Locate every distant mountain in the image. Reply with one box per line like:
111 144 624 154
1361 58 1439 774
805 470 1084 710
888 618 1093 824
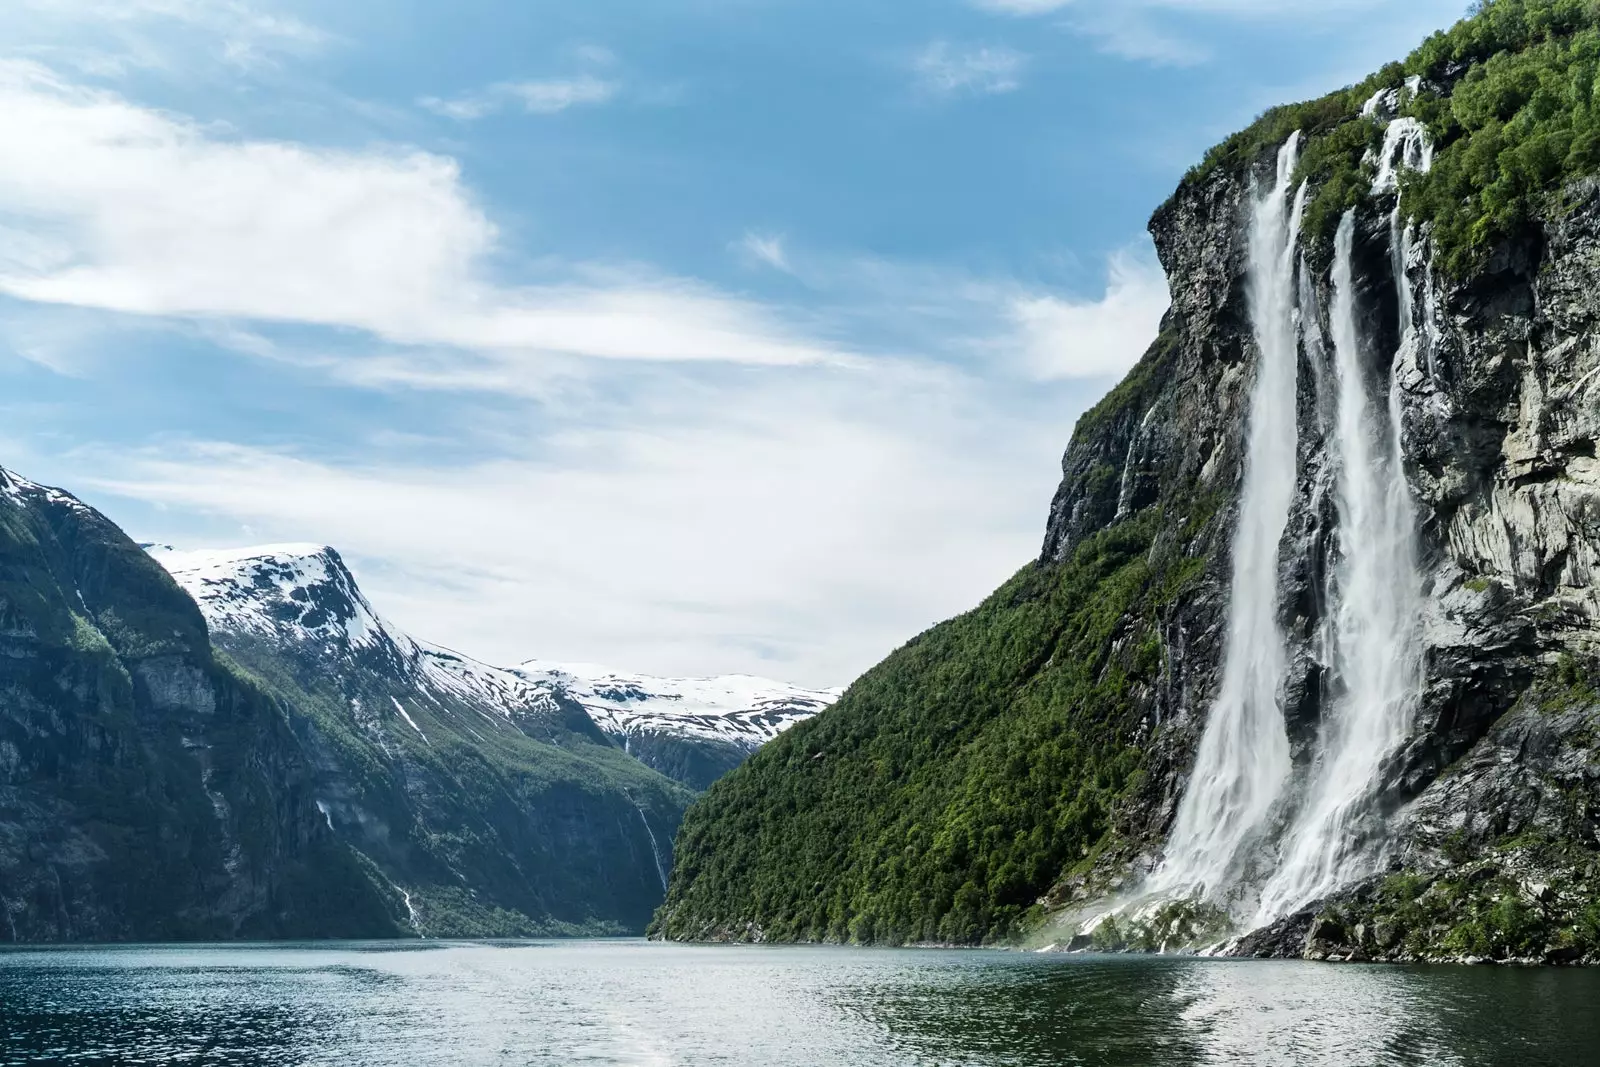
517 664 839 790
151 546 837 795
151 543 693 938
0 470 397 941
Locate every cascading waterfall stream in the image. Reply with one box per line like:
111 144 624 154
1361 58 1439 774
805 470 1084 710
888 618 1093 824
1254 211 1424 922
1254 120 1432 923
1149 134 1306 904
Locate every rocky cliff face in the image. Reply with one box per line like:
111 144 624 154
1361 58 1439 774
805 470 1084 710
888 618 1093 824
153 545 696 937
655 6 1600 958
1038 114 1600 960
0 472 399 940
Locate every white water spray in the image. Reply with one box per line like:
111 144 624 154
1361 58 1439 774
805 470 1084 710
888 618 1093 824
1255 210 1425 923
1372 120 1433 197
1151 135 1306 903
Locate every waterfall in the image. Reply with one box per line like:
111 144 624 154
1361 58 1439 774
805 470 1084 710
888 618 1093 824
627 792 670 893
1151 135 1306 904
1254 208 1425 921
1372 120 1433 197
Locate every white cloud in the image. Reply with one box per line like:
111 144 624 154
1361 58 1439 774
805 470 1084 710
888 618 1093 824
1072 8 1211 66
420 75 618 120
737 231 791 272
78 364 1064 687
970 0 1466 67
913 42 1027 97
4 0 324 74
975 0 1413 14
0 62 849 367
1009 245 1169 380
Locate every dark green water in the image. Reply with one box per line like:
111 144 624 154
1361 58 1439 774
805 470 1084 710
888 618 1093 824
0 940 1595 1065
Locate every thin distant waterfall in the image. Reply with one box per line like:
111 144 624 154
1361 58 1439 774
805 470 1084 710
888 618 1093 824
1255 128 1430 919
1152 135 1306 903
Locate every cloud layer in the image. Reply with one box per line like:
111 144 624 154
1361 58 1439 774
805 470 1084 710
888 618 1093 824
80 363 1065 686
912 42 1028 96
0 11 1182 686
1010 247 1170 379
0 61 846 367
420 75 618 120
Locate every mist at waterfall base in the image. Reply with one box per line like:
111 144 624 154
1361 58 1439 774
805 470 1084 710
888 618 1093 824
1125 111 1436 939
0 941 1593 1066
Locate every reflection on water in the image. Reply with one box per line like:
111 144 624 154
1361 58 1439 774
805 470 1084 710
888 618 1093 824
0 941 1593 1066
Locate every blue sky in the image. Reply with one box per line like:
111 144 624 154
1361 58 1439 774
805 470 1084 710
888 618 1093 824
0 0 1468 686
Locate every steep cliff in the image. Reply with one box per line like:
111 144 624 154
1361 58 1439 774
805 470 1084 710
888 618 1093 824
0 472 399 940
153 545 695 937
654 0 1600 961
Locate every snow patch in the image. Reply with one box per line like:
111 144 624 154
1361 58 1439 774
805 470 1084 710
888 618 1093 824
152 544 567 726
516 661 840 749
391 697 430 746
150 542 838 755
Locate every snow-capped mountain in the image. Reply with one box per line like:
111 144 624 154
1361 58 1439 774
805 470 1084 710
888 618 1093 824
517 662 837 779
516 663 839 789
148 544 579 738
147 541 690 936
149 544 839 789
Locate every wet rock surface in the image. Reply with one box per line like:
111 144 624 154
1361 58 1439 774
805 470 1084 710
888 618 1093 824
1037 150 1600 960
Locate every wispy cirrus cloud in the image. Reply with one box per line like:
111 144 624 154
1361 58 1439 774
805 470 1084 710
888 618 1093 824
0 61 847 368
736 231 791 273
970 0 1467 68
2 0 324 75
912 42 1028 97
420 74 618 120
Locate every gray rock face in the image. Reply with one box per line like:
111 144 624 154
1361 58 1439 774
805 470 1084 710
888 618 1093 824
0 469 399 941
151 544 696 937
1039 145 1600 958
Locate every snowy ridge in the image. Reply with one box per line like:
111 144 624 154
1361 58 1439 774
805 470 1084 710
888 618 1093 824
515 661 840 750
148 545 388 654
151 543 838 753
150 544 566 725
0 467 96 518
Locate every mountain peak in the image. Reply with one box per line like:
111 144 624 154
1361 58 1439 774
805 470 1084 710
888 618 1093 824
150 542 397 662
516 660 839 748
150 541 838 787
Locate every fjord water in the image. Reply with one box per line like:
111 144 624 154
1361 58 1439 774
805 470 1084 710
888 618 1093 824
0 942 1592 1067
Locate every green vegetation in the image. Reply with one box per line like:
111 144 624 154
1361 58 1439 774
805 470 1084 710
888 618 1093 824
222 632 695 937
0 478 401 940
1182 1 1600 273
1539 652 1598 710
653 427 1216 944
1334 831 1600 962
657 0 1600 953
1404 1 1600 272
1182 74 1395 254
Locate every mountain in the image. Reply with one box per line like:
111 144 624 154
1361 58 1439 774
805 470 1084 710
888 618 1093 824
0 470 398 940
653 0 1600 965
516 663 839 790
149 545 834 789
150 544 694 937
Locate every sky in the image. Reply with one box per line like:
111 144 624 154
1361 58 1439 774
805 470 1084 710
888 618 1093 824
0 0 1471 687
